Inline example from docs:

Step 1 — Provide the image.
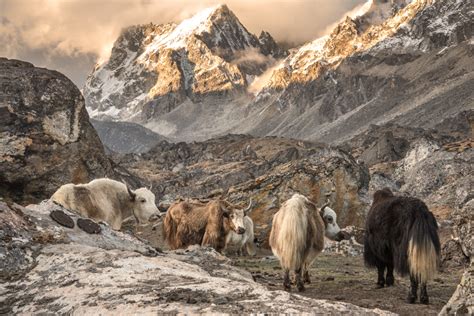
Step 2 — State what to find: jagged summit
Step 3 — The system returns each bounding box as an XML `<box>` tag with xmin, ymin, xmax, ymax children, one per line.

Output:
<box><xmin>85</xmin><ymin>0</ymin><xmax>472</xmax><ymax>144</ymax></box>
<box><xmin>84</xmin><ymin>4</ymin><xmax>286</xmax><ymax>123</ymax></box>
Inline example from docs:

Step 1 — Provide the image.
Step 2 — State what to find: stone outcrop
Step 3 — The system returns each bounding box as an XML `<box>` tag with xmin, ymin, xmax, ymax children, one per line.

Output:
<box><xmin>0</xmin><ymin>58</ymin><xmax>115</xmax><ymax>204</ymax></box>
<box><xmin>0</xmin><ymin>200</ymin><xmax>393</xmax><ymax>315</ymax></box>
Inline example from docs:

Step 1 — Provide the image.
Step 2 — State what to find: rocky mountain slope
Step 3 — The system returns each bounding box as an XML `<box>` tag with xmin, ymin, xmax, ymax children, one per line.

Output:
<box><xmin>248</xmin><ymin>0</ymin><xmax>473</xmax><ymax>143</ymax></box>
<box><xmin>0</xmin><ymin>200</ymin><xmax>393</xmax><ymax>315</ymax></box>
<box><xmin>0</xmin><ymin>58</ymin><xmax>116</xmax><ymax>204</ymax></box>
<box><xmin>84</xmin><ymin>4</ymin><xmax>286</xmax><ymax>125</ymax></box>
<box><xmin>91</xmin><ymin>119</ymin><xmax>167</xmax><ymax>154</ymax></box>
<box><xmin>86</xmin><ymin>0</ymin><xmax>472</xmax><ymax>144</ymax></box>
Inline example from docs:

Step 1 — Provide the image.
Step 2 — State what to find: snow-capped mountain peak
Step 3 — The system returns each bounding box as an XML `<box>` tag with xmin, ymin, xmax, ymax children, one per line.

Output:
<box><xmin>84</xmin><ymin>5</ymin><xmax>286</xmax><ymax>122</ymax></box>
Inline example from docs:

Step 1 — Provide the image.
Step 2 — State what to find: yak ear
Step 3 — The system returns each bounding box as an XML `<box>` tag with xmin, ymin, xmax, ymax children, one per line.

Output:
<box><xmin>127</xmin><ymin>186</ymin><xmax>136</xmax><ymax>202</ymax></box>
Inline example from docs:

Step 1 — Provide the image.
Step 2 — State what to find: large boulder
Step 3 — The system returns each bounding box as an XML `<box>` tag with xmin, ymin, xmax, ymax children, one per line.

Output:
<box><xmin>0</xmin><ymin>200</ymin><xmax>393</xmax><ymax>315</ymax></box>
<box><xmin>0</xmin><ymin>58</ymin><xmax>114</xmax><ymax>204</ymax></box>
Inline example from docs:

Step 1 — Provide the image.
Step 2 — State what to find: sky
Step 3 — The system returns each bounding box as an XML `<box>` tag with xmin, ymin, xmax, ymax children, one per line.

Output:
<box><xmin>0</xmin><ymin>0</ymin><xmax>365</xmax><ymax>87</ymax></box>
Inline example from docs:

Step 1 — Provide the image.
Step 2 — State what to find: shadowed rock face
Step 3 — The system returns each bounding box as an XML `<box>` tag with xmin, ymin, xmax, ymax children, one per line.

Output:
<box><xmin>0</xmin><ymin>200</ymin><xmax>394</xmax><ymax>315</ymax></box>
<box><xmin>0</xmin><ymin>58</ymin><xmax>114</xmax><ymax>204</ymax></box>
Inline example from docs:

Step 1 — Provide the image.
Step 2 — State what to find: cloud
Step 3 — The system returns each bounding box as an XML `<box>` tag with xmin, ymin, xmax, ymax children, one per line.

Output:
<box><xmin>0</xmin><ymin>0</ymin><xmax>365</xmax><ymax>86</ymax></box>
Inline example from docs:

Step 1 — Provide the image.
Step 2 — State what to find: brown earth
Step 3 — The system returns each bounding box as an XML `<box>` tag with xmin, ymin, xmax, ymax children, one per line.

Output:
<box><xmin>233</xmin><ymin>251</ymin><xmax>463</xmax><ymax>316</ymax></box>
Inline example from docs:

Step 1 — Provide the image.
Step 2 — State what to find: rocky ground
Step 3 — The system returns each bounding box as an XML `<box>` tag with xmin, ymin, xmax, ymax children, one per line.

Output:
<box><xmin>234</xmin><ymin>252</ymin><xmax>463</xmax><ymax>316</ymax></box>
<box><xmin>0</xmin><ymin>201</ymin><xmax>394</xmax><ymax>315</ymax></box>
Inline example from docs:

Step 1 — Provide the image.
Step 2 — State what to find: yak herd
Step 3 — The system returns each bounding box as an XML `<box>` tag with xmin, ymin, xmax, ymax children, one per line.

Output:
<box><xmin>51</xmin><ymin>178</ymin><xmax>441</xmax><ymax>305</ymax></box>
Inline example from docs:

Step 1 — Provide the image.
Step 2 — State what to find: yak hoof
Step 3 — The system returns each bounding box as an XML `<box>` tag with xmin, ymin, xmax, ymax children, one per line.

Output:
<box><xmin>385</xmin><ymin>277</ymin><xmax>394</xmax><ymax>287</ymax></box>
<box><xmin>407</xmin><ymin>294</ymin><xmax>417</xmax><ymax>304</ymax></box>
<box><xmin>297</xmin><ymin>284</ymin><xmax>306</xmax><ymax>292</ymax></box>
<box><xmin>376</xmin><ymin>282</ymin><xmax>385</xmax><ymax>289</ymax></box>
<box><xmin>420</xmin><ymin>296</ymin><xmax>429</xmax><ymax>305</ymax></box>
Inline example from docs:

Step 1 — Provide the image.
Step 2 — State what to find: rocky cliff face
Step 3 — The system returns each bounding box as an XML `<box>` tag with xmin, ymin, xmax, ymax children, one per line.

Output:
<box><xmin>0</xmin><ymin>201</ymin><xmax>393</xmax><ymax>315</ymax></box>
<box><xmin>0</xmin><ymin>58</ymin><xmax>115</xmax><ymax>204</ymax></box>
<box><xmin>84</xmin><ymin>4</ymin><xmax>286</xmax><ymax>124</ymax></box>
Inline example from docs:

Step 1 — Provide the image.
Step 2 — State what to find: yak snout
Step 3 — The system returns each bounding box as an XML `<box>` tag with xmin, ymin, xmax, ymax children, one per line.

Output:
<box><xmin>237</xmin><ymin>227</ymin><xmax>246</xmax><ymax>234</ymax></box>
<box><xmin>149</xmin><ymin>213</ymin><xmax>161</xmax><ymax>222</ymax></box>
<box><xmin>334</xmin><ymin>231</ymin><xmax>349</xmax><ymax>242</ymax></box>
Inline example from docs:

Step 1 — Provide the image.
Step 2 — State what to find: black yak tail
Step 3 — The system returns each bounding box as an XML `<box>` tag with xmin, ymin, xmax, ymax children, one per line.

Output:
<box><xmin>406</xmin><ymin>210</ymin><xmax>440</xmax><ymax>283</ymax></box>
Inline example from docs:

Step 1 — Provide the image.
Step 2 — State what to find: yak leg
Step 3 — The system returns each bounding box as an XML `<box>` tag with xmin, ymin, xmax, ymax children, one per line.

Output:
<box><xmin>385</xmin><ymin>263</ymin><xmax>394</xmax><ymax>286</ymax></box>
<box><xmin>420</xmin><ymin>282</ymin><xmax>429</xmax><ymax>304</ymax></box>
<box><xmin>407</xmin><ymin>275</ymin><xmax>418</xmax><ymax>304</ymax></box>
<box><xmin>303</xmin><ymin>263</ymin><xmax>311</xmax><ymax>284</ymax></box>
<box><xmin>295</xmin><ymin>268</ymin><xmax>305</xmax><ymax>292</ymax></box>
<box><xmin>376</xmin><ymin>263</ymin><xmax>386</xmax><ymax>288</ymax></box>
<box><xmin>283</xmin><ymin>269</ymin><xmax>291</xmax><ymax>291</ymax></box>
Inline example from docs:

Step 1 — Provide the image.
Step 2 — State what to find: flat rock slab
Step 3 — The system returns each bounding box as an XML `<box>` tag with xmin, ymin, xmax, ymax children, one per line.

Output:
<box><xmin>0</xmin><ymin>243</ymin><xmax>395</xmax><ymax>315</ymax></box>
<box><xmin>0</xmin><ymin>200</ymin><xmax>394</xmax><ymax>314</ymax></box>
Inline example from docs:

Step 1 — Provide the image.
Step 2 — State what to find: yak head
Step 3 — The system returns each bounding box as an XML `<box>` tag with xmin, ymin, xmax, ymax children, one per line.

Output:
<box><xmin>222</xmin><ymin>199</ymin><xmax>253</xmax><ymax>235</ymax></box>
<box><xmin>127</xmin><ymin>186</ymin><xmax>161</xmax><ymax>225</ymax></box>
<box><xmin>320</xmin><ymin>204</ymin><xmax>345</xmax><ymax>241</ymax></box>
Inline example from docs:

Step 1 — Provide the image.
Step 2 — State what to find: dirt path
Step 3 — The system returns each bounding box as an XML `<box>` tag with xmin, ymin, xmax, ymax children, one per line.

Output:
<box><xmin>233</xmin><ymin>251</ymin><xmax>463</xmax><ymax>315</ymax></box>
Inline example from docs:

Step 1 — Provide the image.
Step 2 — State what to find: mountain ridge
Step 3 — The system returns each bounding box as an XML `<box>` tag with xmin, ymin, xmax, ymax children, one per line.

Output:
<box><xmin>84</xmin><ymin>0</ymin><xmax>473</xmax><ymax>144</ymax></box>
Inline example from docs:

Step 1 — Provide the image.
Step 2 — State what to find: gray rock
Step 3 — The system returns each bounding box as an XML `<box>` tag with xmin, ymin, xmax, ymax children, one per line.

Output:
<box><xmin>0</xmin><ymin>58</ymin><xmax>114</xmax><ymax>204</ymax></box>
<box><xmin>0</xmin><ymin>200</ymin><xmax>394</xmax><ymax>315</ymax></box>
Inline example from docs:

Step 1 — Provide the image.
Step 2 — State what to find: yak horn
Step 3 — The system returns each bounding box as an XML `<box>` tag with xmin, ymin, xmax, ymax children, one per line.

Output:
<box><xmin>149</xmin><ymin>182</ymin><xmax>153</xmax><ymax>191</ymax></box>
<box><xmin>320</xmin><ymin>201</ymin><xmax>330</xmax><ymax>212</ymax></box>
<box><xmin>244</xmin><ymin>198</ymin><xmax>254</xmax><ymax>214</ymax></box>
<box><xmin>220</xmin><ymin>187</ymin><xmax>230</xmax><ymax>200</ymax></box>
<box><xmin>121</xmin><ymin>179</ymin><xmax>136</xmax><ymax>201</ymax></box>
<box><xmin>127</xmin><ymin>186</ymin><xmax>136</xmax><ymax>201</ymax></box>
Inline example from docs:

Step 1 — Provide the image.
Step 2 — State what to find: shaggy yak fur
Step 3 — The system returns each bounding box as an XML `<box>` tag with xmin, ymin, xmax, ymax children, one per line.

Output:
<box><xmin>269</xmin><ymin>194</ymin><xmax>344</xmax><ymax>292</ymax></box>
<box><xmin>51</xmin><ymin>178</ymin><xmax>160</xmax><ymax>230</ymax></box>
<box><xmin>364</xmin><ymin>188</ymin><xmax>440</xmax><ymax>304</ymax></box>
<box><xmin>163</xmin><ymin>199</ymin><xmax>251</xmax><ymax>252</ymax></box>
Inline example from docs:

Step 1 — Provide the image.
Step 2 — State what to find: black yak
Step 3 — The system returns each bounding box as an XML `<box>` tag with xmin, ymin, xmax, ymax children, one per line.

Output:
<box><xmin>364</xmin><ymin>188</ymin><xmax>440</xmax><ymax>304</ymax></box>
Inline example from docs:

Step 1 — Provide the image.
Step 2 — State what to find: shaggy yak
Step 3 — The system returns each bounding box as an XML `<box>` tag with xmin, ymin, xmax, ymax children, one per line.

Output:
<box><xmin>224</xmin><ymin>214</ymin><xmax>257</xmax><ymax>256</ymax></box>
<box><xmin>163</xmin><ymin>198</ymin><xmax>253</xmax><ymax>252</ymax></box>
<box><xmin>51</xmin><ymin>178</ymin><xmax>161</xmax><ymax>230</ymax></box>
<box><xmin>269</xmin><ymin>194</ymin><xmax>345</xmax><ymax>291</ymax></box>
<box><xmin>364</xmin><ymin>188</ymin><xmax>440</xmax><ymax>304</ymax></box>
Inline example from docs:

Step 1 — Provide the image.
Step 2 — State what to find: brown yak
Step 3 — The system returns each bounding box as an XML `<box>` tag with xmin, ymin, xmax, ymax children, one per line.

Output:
<box><xmin>163</xmin><ymin>198</ymin><xmax>252</xmax><ymax>252</ymax></box>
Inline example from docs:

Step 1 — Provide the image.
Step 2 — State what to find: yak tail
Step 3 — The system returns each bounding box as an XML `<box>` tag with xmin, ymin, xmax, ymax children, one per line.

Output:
<box><xmin>163</xmin><ymin>212</ymin><xmax>177</xmax><ymax>249</ymax></box>
<box><xmin>407</xmin><ymin>213</ymin><xmax>440</xmax><ymax>284</ymax></box>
